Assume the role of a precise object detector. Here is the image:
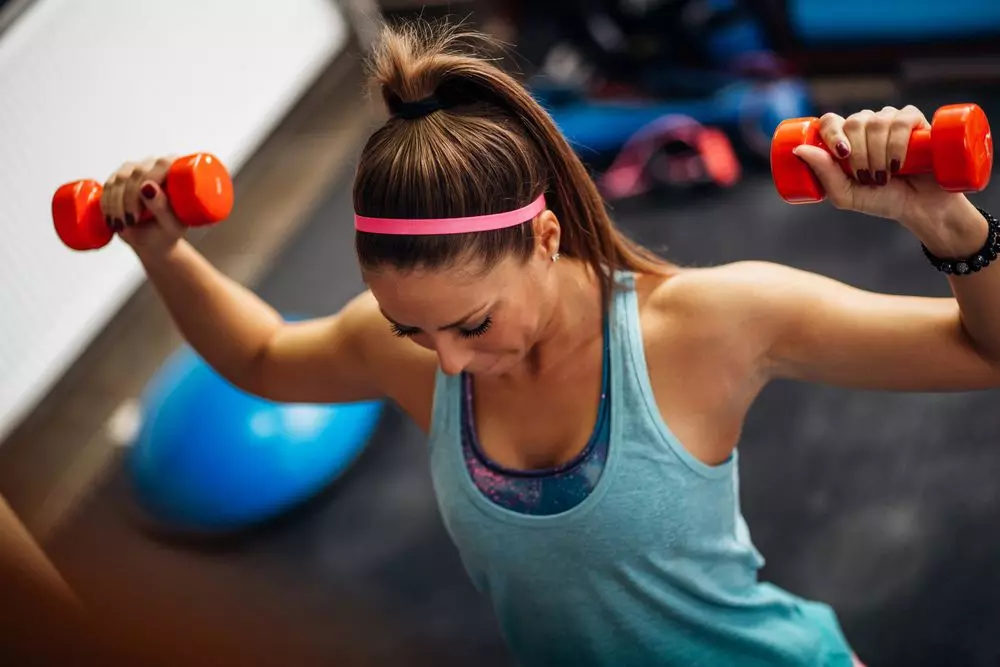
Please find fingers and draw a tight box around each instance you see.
[843,109,875,185]
[818,105,929,190]
[122,157,156,227]
[101,156,178,235]
[122,156,175,228]
[792,144,854,209]
[98,177,118,234]
[818,112,851,160]
[100,162,134,232]
[138,177,184,238]
[865,107,895,186]
[886,105,928,179]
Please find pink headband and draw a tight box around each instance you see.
[355,194,547,235]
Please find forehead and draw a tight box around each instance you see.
[365,258,517,323]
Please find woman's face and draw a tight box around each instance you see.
[365,250,559,377]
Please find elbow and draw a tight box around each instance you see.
[956,321,1000,384]
[978,349,1000,383]
[980,355,1000,390]
[976,345,1000,373]
[231,368,271,401]
[233,350,282,402]
[215,360,269,401]
[223,335,282,401]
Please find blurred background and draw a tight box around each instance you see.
[1,0,1000,664]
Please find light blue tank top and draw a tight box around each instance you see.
[427,271,856,667]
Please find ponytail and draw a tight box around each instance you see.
[353,19,674,302]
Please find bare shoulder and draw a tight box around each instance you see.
[634,261,798,370]
[640,260,798,310]
[341,291,439,431]
[637,261,790,325]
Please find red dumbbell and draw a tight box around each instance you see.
[52,153,234,251]
[771,103,993,204]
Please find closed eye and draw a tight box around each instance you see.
[389,315,492,339]
[389,322,419,338]
[458,315,492,339]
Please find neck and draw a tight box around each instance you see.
[511,259,605,382]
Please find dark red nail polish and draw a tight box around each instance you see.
[835,141,850,158]
[105,215,113,229]
[125,213,135,226]
[875,170,887,186]
[890,159,900,174]
[857,169,873,185]
[114,219,124,231]
[141,184,156,199]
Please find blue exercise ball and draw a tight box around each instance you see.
[130,344,384,531]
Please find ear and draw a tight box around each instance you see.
[531,209,561,261]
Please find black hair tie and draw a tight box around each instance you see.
[395,95,445,120]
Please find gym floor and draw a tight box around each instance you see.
[46,84,1000,666]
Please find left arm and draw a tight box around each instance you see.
[735,256,1000,392]
[757,104,1000,391]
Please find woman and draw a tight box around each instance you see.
[99,21,998,667]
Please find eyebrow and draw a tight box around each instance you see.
[380,303,490,331]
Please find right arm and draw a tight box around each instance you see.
[105,158,436,428]
[141,242,435,424]
[138,239,380,403]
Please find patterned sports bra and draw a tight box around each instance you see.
[459,318,611,516]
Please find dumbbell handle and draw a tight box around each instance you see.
[772,103,993,204]
[52,153,233,251]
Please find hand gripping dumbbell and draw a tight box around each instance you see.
[771,103,993,204]
[52,153,234,251]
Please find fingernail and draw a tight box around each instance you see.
[114,219,124,231]
[875,170,887,186]
[125,213,135,226]
[890,159,900,174]
[857,169,873,185]
[105,215,113,229]
[835,141,850,158]
[141,184,156,200]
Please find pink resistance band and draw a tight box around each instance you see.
[355,194,547,235]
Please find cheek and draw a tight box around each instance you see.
[477,321,533,353]
[408,334,436,352]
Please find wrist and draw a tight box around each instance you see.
[919,206,999,276]
[907,197,987,258]
[135,238,185,271]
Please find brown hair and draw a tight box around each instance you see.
[353,19,672,303]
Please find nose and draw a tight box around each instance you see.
[436,339,474,376]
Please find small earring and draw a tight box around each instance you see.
[551,252,561,263]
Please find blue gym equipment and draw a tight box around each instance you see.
[130,344,384,532]
[536,78,813,159]
[788,0,1000,45]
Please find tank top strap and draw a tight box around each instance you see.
[429,362,461,455]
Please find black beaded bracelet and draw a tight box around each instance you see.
[921,207,1000,276]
